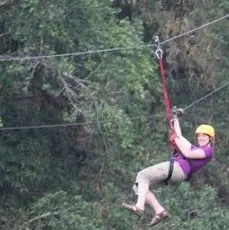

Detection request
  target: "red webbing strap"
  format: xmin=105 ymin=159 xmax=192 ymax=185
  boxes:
xmin=155 ymin=48 xmax=176 ymax=152
xmin=158 ymin=58 xmax=172 ymax=129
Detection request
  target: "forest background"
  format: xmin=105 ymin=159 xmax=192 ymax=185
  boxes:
xmin=0 ymin=0 xmax=229 ymax=229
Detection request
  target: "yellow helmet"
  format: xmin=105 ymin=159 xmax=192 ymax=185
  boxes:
xmin=195 ymin=124 xmax=215 ymax=139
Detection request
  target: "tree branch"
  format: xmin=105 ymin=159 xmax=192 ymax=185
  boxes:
xmin=21 ymin=211 xmax=59 ymax=229
xmin=0 ymin=0 xmax=10 ymax=7
xmin=0 ymin=32 xmax=10 ymax=38
xmin=58 ymin=73 xmax=81 ymax=111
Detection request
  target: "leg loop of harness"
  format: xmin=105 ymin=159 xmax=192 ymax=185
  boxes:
xmin=164 ymin=156 xmax=192 ymax=184
xmin=164 ymin=158 xmax=174 ymax=185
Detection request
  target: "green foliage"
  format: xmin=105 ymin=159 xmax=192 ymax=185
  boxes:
xmin=13 ymin=191 xmax=105 ymax=230
xmin=0 ymin=0 xmax=229 ymax=229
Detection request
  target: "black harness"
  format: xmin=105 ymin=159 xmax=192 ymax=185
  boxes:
xmin=164 ymin=157 xmax=175 ymax=185
xmin=164 ymin=152 xmax=192 ymax=185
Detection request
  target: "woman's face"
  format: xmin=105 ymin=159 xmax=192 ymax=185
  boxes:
xmin=197 ymin=133 xmax=211 ymax=146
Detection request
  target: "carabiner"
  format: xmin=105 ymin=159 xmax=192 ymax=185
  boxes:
xmin=154 ymin=35 xmax=163 ymax=59
xmin=155 ymin=48 xmax=163 ymax=59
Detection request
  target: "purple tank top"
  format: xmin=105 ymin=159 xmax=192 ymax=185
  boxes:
xmin=174 ymin=145 xmax=214 ymax=179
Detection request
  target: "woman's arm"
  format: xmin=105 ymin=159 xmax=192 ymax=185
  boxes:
xmin=172 ymin=118 xmax=206 ymax=159
xmin=174 ymin=136 xmax=206 ymax=159
xmin=172 ymin=118 xmax=192 ymax=148
xmin=173 ymin=118 xmax=182 ymax=136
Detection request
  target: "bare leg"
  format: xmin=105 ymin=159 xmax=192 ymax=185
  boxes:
xmin=135 ymin=182 xmax=149 ymax=211
xmin=135 ymin=183 xmax=165 ymax=214
xmin=122 ymin=161 xmax=185 ymax=218
xmin=133 ymin=163 xmax=167 ymax=211
xmin=145 ymin=191 xmax=165 ymax=214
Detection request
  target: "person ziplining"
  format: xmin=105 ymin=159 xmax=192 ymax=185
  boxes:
xmin=121 ymin=37 xmax=215 ymax=226
xmin=121 ymin=116 xmax=215 ymax=226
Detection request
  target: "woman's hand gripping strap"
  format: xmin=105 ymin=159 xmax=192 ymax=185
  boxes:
xmin=169 ymin=106 xmax=184 ymax=153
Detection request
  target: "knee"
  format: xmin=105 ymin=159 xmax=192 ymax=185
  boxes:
xmin=132 ymin=170 xmax=150 ymax=195
xmin=136 ymin=169 xmax=149 ymax=184
xmin=132 ymin=182 xmax=138 ymax=195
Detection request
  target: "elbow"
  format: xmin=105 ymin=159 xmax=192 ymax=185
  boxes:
xmin=181 ymin=150 xmax=191 ymax=158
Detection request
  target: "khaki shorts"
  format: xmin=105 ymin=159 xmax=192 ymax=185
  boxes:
xmin=135 ymin=161 xmax=185 ymax=188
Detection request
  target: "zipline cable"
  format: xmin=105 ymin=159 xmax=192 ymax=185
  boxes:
xmin=160 ymin=13 xmax=229 ymax=45
xmin=183 ymin=80 xmax=229 ymax=111
xmin=1 ymin=13 xmax=229 ymax=130
xmin=1 ymin=79 xmax=229 ymax=131
xmin=0 ymin=13 xmax=229 ymax=62
xmin=0 ymin=114 xmax=158 ymax=131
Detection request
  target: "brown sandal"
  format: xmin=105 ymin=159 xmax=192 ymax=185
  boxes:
xmin=121 ymin=202 xmax=144 ymax=217
xmin=147 ymin=210 xmax=170 ymax=226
